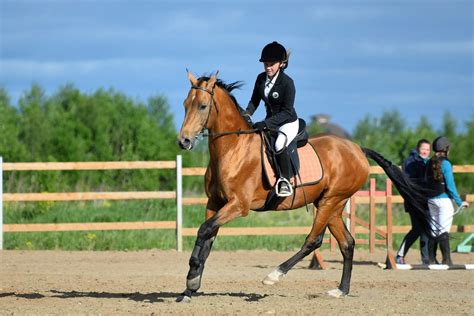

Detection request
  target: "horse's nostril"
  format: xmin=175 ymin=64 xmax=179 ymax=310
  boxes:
xmin=179 ymin=137 xmax=192 ymax=150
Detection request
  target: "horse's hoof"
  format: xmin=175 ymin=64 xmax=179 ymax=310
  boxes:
xmin=186 ymin=275 xmax=201 ymax=291
xmin=262 ymin=269 xmax=284 ymax=285
xmin=327 ymin=288 xmax=346 ymax=298
xmin=176 ymin=295 xmax=192 ymax=303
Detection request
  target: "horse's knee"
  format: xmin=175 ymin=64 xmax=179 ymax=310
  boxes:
xmin=197 ymin=218 xmax=218 ymax=242
xmin=340 ymin=235 xmax=355 ymax=258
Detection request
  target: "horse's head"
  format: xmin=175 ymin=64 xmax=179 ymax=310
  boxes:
xmin=178 ymin=71 xmax=218 ymax=150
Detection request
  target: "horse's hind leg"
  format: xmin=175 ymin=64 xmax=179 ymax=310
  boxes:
xmin=263 ymin=228 xmax=327 ymax=285
xmin=263 ymin=196 xmax=343 ymax=285
xmin=327 ymin=214 xmax=355 ymax=297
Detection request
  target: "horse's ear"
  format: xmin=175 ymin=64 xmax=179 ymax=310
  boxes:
xmin=207 ymin=70 xmax=219 ymax=88
xmin=187 ymin=69 xmax=198 ymax=86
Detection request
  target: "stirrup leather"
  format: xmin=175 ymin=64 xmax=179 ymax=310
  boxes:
xmin=276 ymin=177 xmax=293 ymax=197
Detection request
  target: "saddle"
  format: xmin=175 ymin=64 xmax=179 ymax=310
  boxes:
xmin=258 ymin=119 xmax=324 ymax=211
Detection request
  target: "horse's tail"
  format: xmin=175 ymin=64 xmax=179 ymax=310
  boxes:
xmin=362 ymin=147 xmax=437 ymax=236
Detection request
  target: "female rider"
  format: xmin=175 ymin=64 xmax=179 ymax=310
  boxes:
xmin=426 ymin=136 xmax=469 ymax=265
xmin=245 ymin=41 xmax=299 ymax=197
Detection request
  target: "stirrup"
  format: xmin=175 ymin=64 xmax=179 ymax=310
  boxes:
xmin=276 ymin=177 xmax=293 ymax=197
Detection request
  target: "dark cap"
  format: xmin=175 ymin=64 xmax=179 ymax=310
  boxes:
xmin=432 ymin=136 xmax=450 ymax=152
xmin=259 ymin=41 xmax=287 ymax=63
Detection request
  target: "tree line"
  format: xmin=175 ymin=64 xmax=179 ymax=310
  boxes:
xmin=0 ymin=84 xmax=472 ymax=193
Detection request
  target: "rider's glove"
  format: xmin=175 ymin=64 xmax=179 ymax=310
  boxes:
xmin=253 ymin=121 xmax=266 ymax=131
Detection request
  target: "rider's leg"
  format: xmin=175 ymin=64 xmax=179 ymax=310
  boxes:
xmin=275 ymin=148 xmax=292 ymax=196
xmin=275 ymin=120 xmax=299 ymax=197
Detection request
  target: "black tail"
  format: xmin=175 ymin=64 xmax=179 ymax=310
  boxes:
xmin=362 ymin=147 xmax=438 ymax=236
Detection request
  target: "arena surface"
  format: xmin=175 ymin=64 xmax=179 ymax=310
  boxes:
xmin=1 ymin=249 xmax=473 ymax=314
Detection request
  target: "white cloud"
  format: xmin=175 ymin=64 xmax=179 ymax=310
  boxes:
xmin=0 ymin=58 xmax=180 ymax=78
xmin=356 ymin=40 xmax=474 ymax=55
xmin=307 ymin=5 xmax=383 ymax=20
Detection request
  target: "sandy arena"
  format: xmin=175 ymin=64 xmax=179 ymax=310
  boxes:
xmin=1 ymin=249 xmax=473 ymax=315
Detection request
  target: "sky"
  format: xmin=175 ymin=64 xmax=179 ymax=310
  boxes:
xmin=1 ymin=0 xmax=473 ymax=134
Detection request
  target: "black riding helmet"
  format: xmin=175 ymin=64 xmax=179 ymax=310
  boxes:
xmin=433 ymin=136 xmax=450 ymax=152
xmin=260 ymin=41 xmax=288 ymax=68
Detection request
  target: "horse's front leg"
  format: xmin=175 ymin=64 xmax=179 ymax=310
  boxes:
xmin=177 ymin=199 xmax=245 ymax=303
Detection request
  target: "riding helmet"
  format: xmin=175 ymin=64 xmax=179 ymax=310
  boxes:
xmin=259 ymin=41 xmax=287 ymax=63
xmin=432 ymin=136 xmax=450 ymax=152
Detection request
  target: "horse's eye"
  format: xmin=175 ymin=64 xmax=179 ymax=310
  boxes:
xmin=199 ymin=104 xmax=207 ymax=111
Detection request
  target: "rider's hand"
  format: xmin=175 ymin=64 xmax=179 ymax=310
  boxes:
xmin=461 ymin=201 xmax=469 ymax=208
xmin=253 ymin=121 xmax=266 ymax=131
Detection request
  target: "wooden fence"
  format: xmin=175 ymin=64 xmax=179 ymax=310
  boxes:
xmin=1 ymin=157 xmax=473 ymax=260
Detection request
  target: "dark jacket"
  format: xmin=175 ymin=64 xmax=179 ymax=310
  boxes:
xmin=424 ymin=157 xmax=447 ymax=198
xmin=402 ymin=149 xmax=428 ymax=185
xmin=246 ymin=71 xmax=297 ymax=129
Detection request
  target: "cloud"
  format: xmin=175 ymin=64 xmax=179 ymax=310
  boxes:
xmin=307 ymin=5 xmax=383 ymax=20
xmin=0 ymin=58 xmax=180 ymax=78
xmin=356 ymin=40 xmax=474 ymax=55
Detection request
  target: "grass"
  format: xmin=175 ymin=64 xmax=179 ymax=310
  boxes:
xmin=4 ymin=199 xmax=473 ymax=252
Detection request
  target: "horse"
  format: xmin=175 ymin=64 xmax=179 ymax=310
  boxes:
xmin=176 ymin=71 xmax=432 ymax=303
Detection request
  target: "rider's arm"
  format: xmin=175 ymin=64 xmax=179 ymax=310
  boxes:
xmin=441 ymin=160 xmax=463 ymax=207
xmin=246 ymin=74 xmax=264 ymax=115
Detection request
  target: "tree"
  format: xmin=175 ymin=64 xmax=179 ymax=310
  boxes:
xmin=0 ymin=88 xmax=26 ymax=161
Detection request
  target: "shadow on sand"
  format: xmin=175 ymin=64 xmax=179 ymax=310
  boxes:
xmin=0 ymin=290 xmax=272 ymax=303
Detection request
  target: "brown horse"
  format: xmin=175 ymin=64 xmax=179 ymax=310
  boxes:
xmin=176 ymin=72 xmax=431 ymax=302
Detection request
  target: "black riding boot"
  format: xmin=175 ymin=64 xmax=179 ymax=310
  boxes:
xmin=428 ymin=237 xmax=438 ymax=264
xmin=276 ymin=147 xmax=292 ymax=197
xmin=438 ymin=232 xmax=453 ymax=265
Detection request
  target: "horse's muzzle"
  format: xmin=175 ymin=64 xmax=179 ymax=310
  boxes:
xmin=178 ymin=137 xmax=194 ymax=150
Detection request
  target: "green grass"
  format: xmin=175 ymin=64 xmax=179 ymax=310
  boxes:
xmin=3 ymin=200 xmax=473 ymax=252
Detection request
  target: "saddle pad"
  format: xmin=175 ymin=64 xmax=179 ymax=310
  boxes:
xmin=263 ymin=142 xmax=323 ymax=187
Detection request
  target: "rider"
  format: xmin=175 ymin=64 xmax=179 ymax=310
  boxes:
xmin=425 ymin=136 xmax=469 ymax=265
xmin=245 ymin=41 xmax=299 ymax=197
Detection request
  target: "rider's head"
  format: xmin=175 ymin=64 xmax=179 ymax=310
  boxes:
xmin=259 ymin=41 xmax=289 ymax=78
xmin=432 ymin=136 xmax=450 ymax=156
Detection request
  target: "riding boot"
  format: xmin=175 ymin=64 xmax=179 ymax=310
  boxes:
xmin=276 ymin=147 xmax=293 ymax=197
xmin=428 ymin=237 xmax=438 ymax=264
xmin=419 ymin=233 xmax=430 ymax=265
xmin=438 ymin=232 xmax=453 ymax=265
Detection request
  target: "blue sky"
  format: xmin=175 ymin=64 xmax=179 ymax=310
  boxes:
xmin=1 ymin=0 xmax=473 ymax=133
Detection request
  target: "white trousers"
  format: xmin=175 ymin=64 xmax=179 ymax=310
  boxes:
xmin=275 ymin=119 xmax=299 ymax=152
xmin=428 ymin=198 xmax=454 ymax=237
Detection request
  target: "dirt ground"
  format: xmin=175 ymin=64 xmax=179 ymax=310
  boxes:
xmin=1 ymin=248 xmax=473 ymax=315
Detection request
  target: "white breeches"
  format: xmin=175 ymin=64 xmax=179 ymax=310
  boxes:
xmin=275 ymin=119 xmax=299 ymax=152
xmin=428 ymin=198 xmax=454 ymax=237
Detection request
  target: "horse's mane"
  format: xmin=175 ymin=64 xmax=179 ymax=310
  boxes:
xmin=197 ymin=76 xmax=245 ymax=113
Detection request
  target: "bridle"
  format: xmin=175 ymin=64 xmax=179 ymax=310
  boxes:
xmin=190 ymin=84 xmax=216 ymax=136
xmin=190 ymin=83 xmax=259 ymax=139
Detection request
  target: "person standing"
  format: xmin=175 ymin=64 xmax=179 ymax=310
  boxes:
xmin=425 ymin=136 xmax=469 ymax=265
xmin=396 ymin=139 xmax=431 ymax=264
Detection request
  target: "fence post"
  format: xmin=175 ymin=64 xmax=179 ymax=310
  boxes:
xmin=350 ymin=195 xmax=356 ymax=235
xmin=385 ymin=178 xmax=397 ymax=269
xmin=0 ymin=157 xmax=3 ymax=250
xmin=344 ymin=199 xmax=350 ymax=229
xmin=369 ymin=178 xmax=376 ymax=253
xmin=176 ymin=155 xmax=183 ymax=252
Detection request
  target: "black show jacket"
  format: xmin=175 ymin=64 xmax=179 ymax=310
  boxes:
xmin=246 ymin=71 xmax=297 ymax=129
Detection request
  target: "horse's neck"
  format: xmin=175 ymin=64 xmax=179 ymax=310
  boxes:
xmin=208 ymin=89 xmax=258 ymax=161
xmin=210 ymin=89 xmax=249 ymax=133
